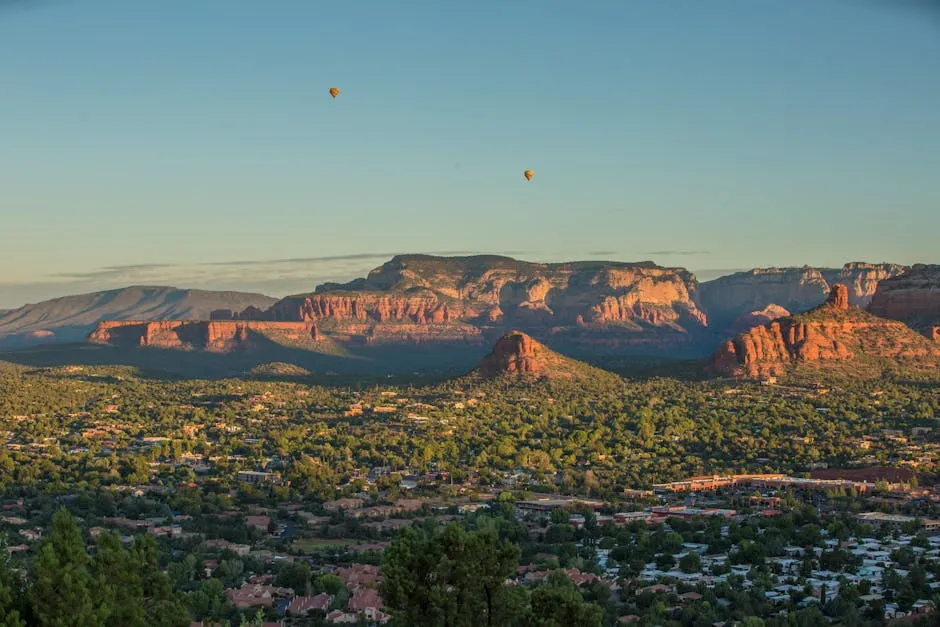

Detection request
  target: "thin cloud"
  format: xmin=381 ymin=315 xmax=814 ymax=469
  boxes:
xmin=202 ymin=250 xmax=484 ymax=267
xmin=53 ymin=263 xmax=176 ymax=280
xmin=645 ymin=250 xmax=711 ymax=256
xmin=203 ymin=253 xmax=398 ymax=267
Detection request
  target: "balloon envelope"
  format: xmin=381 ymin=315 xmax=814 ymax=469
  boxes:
xmin=523 ymin=170 xmax=534 ymax=181
xmin=329 ymin=87 xmax=340 ymax=98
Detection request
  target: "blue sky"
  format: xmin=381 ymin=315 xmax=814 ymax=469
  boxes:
xmin=1 ymin=0 xmax=938 ymax=307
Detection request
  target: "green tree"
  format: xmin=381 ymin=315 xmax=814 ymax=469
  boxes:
xmin=0 ymin=540 xmax=26 ymax=627
xmin=188 ymin=578 xmax=227 ymax=621
xmin=317 ymin=574 xmax=344 ymax=595
xmin=92 ymin=531 xmax=146 ymax=626
xmin=29 ymin=508 xmax=106 ymax=627
xmin=529 ymin=574 xmax=602 ymax=627
xmin=550 ymin=508 xmax=570 ymax=525
xmin=655 ymin=553 xmax=675 ymax=570
xmin=381 ymin=522 xmax=520 ymax=627
xmin=239 ymin=608 xmax=266 ymax=627
xmin=679 ymin=551 xmax=701 ymax=574
xmin=131 ymin=535 xmax=189 ymax=627
xmin=276 ymin=561 xmax=312 ymax=596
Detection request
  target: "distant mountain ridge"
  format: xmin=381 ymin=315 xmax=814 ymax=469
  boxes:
xmin=0 ymin=286 xmax=276 ymax=348
xmin=3 ymin=256 xmax=937 ymax=379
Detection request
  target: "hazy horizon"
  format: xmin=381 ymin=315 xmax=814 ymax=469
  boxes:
xmin=0 ymin=251 xmax=914 ymax=309
xmin=2 ymin=0 xmax=938 ymax=308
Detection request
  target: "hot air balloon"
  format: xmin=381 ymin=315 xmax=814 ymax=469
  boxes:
xmin=329 ymin=87 xmax=340 ymax=99
xmin=523 ymin=170 xmax=534 ymax=181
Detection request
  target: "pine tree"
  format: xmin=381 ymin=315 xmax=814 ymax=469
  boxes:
xmin=0 ymin=539 xmax=26 ymax=627
xmin=92 ymin=531 xmax=146 ymax=627
xmin=29 ymin=508 xmax=106 ymax=626
xmin=132 ymin=535 xmax=190 ymax=627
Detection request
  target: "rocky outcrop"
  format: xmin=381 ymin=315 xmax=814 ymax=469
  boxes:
xmin=827 ymin=284 xmax=850 ymax=310
xmin=825 ymin=262 xmax=908 ymax=307
xmin=868 ymin=264 xmax=940 ymax=337
xmin=477 ymin=331 xmax=547 ymax=377
xmin=474 ymin=330 xmax=619 ymax=383
xmin=712 ymin=284 xmax=939 ymax=379
xmin=701 ymin=263 xmax=908 ymax=331
xmin=89 ymin=320 xmax=320 ymax=352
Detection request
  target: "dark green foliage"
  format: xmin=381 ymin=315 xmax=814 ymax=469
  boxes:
xmin=22 ymin=508 xmax=188 ymax=627
xmin=529 ymin=573 xmax=603 ymax=627
xmin=29 ymin=509 xmax=105 ymax=626
xmin=381 ymin=520 xmax=604 ymax=627
xmin=381 ymin=522 xmax=521 ymax=627
xmin=275 ymin=561 xmax=312 ymax=596
xmin=0 ymin=541 xmax=25 ymax=627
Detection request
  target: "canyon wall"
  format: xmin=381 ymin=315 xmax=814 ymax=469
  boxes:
xmin=701 ymin=263 xmax=908 ymax=332
xmin=868 ymin=264 xmax=940 ymax=340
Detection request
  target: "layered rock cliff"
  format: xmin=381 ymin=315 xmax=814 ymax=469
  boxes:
xmin=302 ymin=255 xmax=707 ymax=329
xmin=868 ymin=264 xmax=940 ymax=340
xmin=712 ymin=284 xmax=939 ymax=379
xmin=181 ymin=255 xmax=711 ymax=357
xmin=89 ymin=320 xmax=321 ymax=352
xmin=701 ymin=263 xmax=908 ymax=331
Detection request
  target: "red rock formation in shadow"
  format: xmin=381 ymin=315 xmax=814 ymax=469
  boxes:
xmin=711 ymin=284 xmax=939 ymax=379
xmin=477 ymin=331 xmax=545 ymax=377
xmin=475 ymin=330 xmax=618 ymax=382
xmin=89 ymin=320 xmax=320 ymax=352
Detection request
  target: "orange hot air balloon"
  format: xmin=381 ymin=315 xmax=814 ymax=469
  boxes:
xmin=329 ymin=87 xmax=340 ymax=99
xmin=523 ymin=170 xmax=534 ymax=181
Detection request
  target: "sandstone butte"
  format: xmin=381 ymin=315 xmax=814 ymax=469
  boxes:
xmin=711 ymin=284 xmax=940 ymax=380
xmin=473 ymin=330 xmax=620 ymax=384
xmin=89 ymin=255 xmax=711 ymax=356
